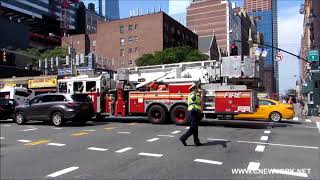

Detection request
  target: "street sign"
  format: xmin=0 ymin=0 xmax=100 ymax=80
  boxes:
xmin=308 ymin=50 xmax=319 ymax=62
xmin=276 ymin=52 xmax=284 ymax=61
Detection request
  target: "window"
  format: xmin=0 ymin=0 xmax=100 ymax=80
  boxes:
xmin=128 ymin=48 xmax=133 ymax=54
xmin=42 ymin=95 xmax=56 ymax=103
xmin=128 ymin=36 xmax=133 ymax=43
xmin=171 ymin=27 xmax=175 ymax=34
xmin=58 ymin=82 xmax=67 ymax=93
xmin=15 ymin=91 xmax=30 ymax=97
xmin=30 ymin=96 xmax=43 ymax=104
xmin=259 ymin=100 xmax=275 ymax=106
xmin=120 ymin=38 xmax=125 ymax=46
xmin=120 ymin=49 xmax=125 ymax=56
xmin=120 ymin=25 xmax=125 ymax=34
xmin=55 ymin=95 xmax=67 ymax=102
xmin=86 ymin=81 xmax=96 ymax=92
xmin=73 ymin=82 xmax=84 ymax=92
xmin=134 ymin=24 xmax=138 ymax=29
xmin=120 ymin=60 xmax=125 ymax=65
xmin=177 ymin=29 xmax=180 ymax=35
xmin=134 ymin=36 xmax=138 ymax=41
xmin=128 ymin=24 xmax=133 ymax=30
xmin=128 ymin=60 xmax=133 ymax=65
xmin=134 ymin=47 xmax=138 ymax=52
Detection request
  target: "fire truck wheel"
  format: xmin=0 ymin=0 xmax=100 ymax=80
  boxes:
xmin=269 ymin=111 xmax=282 ymax=122
xmin=147 ymin=105 xmax=167 ymax=124
xmin=171 ymin=105 xmax=189 ymax=125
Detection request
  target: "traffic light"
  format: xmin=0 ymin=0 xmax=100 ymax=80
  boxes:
xmin=2 ymin=49 xmax=6 ymax=62
xmin=230 ymin=44 xmax=238 ymax=56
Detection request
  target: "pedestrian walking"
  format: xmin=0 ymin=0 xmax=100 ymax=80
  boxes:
xmin=180 ymin=83 xmax=203 ymax=146
xmin=299 ymin=100 xmax=307 ymax=119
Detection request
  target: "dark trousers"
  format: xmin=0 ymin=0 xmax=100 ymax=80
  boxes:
xmin=180 ymin=109 xmax=200 ymax=143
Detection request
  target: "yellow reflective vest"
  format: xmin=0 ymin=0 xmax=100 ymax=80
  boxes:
xmin=187 ymin=92 xmax=201 ymax=111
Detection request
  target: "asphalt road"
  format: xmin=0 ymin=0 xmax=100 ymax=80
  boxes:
xmin=0 ymin=116 xmax=319 ymax=180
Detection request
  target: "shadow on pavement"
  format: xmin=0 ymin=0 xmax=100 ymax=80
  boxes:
xmin=0 ymin=119 xmax=14 ymax=124
xmin=199 ymin=119 xmax=291 ymax=129
xmin=15 ymin=120 xmax=110 ymax=127
xmin=202 ymin=140 xmax=230 ymax=148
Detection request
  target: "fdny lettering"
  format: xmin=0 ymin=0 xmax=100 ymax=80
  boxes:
xmin=224 ymin=92 xmax=242 ymax=98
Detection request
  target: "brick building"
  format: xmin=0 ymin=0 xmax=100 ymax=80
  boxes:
xmin=62 ymin=11 xmax=198 ymax=69
xmin=187 ymin=0 xmax=241 ymax=55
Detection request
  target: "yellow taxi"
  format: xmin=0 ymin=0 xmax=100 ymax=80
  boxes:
xmin=234 ymin=98 xmax=294 ymax=122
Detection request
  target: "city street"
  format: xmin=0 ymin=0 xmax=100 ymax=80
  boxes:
xmin=1 ymin=117 xmax=319 ymax=180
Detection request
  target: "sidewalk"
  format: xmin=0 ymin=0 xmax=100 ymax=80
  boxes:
xmin=310 ymin=116 xmax=320 ymax=123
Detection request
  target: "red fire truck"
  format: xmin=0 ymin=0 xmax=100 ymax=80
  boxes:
xmin=57 ymin=61 xmax=258 ymax=125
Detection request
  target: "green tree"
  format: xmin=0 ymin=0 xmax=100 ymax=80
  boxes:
xmin=16 ymin=46 xmax=67 ymax=65
xmin=135 ymin=46 xmax=208 ymax=66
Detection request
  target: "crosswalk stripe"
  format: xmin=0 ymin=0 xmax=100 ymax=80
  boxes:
xmin=115 ymin=147 xmax=133 ymax=153
xmin=88 ymin=147 xmax=108 ymax=151
xmin=147 ymin=138 xmax=159 ymax=142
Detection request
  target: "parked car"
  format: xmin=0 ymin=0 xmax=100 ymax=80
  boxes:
xmin=0 ymin=99 xmax=18 ymax=120
xmin=234 ymin=98 xmax=294 ymax=122
xmin=14 ymin=93 xmax=94 ymax=126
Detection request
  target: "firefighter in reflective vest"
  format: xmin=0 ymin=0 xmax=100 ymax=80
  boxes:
xmin=180 ymin=83 xmax=203 ymax=146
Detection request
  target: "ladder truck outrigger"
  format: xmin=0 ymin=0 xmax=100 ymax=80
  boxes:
xmin=57 ymin=60 xmax=258 ymax=125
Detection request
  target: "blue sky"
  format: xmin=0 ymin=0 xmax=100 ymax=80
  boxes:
xmin=83 ymin=0 xmax=304 ymax=93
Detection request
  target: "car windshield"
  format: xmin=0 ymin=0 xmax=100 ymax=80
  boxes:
xmin=71 ymin=94 xmax=92 ymax=102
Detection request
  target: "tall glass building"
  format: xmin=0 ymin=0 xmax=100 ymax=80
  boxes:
xmin=245 ymin=0 xmax=278 ymax=94
xmin=105 ymin=0 xmax=120 ymax=20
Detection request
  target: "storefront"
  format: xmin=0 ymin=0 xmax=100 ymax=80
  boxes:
xmin=27 ymin=76 xmax=57 ymax=95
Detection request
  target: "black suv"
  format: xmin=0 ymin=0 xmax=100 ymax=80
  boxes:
xmin=0 ymin=99 xmax=18 ymax=120
xmin=14 ymin=93 xmax=94 ymax=126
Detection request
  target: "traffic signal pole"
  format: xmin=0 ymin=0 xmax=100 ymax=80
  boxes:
xmin=234 ymin=40 xmax=309 ymax=63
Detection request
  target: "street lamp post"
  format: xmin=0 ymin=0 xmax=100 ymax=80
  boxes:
xmin=49 ymin=33 xmax=76 ymax=75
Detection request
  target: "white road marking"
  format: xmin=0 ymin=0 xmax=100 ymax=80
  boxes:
xmin=264 ymin=130 xmax=270 ymax=134
xmin=87 ymin=147 xmax=108 ymax=151
xmin=255 ymin=145 xmax=265 ymax=152
xmin=171 ymin=131 xmax=181 ymax=134
xmin=138 ymin=152 xmax=163 ymax=157
xmin=194 ymin=159 xmax=223 ymax=165
xmin=157 ymin=135 xmax=174 ymax=137
xmin=293 ymin=117 xmax=299 ymax=121
xmin=117 ymin=132 xmax=131 ymax=134
xmin=47 ymin=166 xmax=79 ymax=178
xmin=82 ymin=130 xmax=96 ymax=132
xmin=47 ymin=143 xmax=66 ymax=147
xmin=0 ymin=137 xmax=4 ymax=140
xmin=237 ymin=140 xmax=319 ymax=149
xmin=17 ymin=139 xmax=31 ymax=143
xmin=147 ymin=138 xmax=159 ymax=142
xmin=207 ymin=138 xmax=230 ymax=142
xmin=52 ymin=127 xmax=63 ymax=130
xmin=260 ymin=136 xmax=268 ymax=141
xmin=2 ymin=124 xmax=11 ymax=127
xmin=185 ymin=127 xmax=190 ymax=129
xmin=306 ymin=119 xmax=311 ymax=123
xmin=316 ymin=122 xmax=320 ymax=132
xmin=21 ymin=128 xmax=38 ymax=132
xmin=247 ymin=162 xmax=260 ymax=171
xmin=115 ymin=147 xmax=133 ymax=153
xmin=272 ymin=169 xmax=308 ymax=178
